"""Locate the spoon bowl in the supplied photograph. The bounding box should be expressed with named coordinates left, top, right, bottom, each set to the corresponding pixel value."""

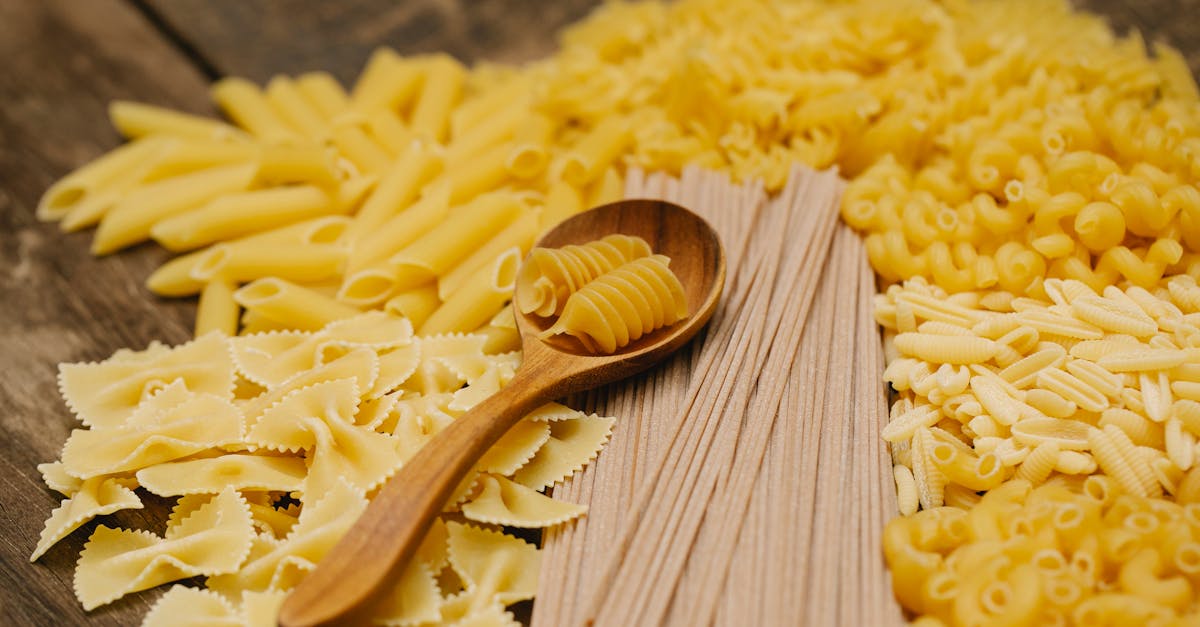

left=278, top=199, right=725, bottom=627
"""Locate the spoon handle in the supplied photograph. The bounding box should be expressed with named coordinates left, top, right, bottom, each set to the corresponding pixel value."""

left=277, top=367, right=554, bottom=627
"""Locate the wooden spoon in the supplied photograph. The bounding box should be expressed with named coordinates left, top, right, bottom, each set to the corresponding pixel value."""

left=277, top=199, right=726, bottom=627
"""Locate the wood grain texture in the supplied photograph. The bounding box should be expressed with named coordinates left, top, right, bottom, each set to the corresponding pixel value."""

left=1078, top=0, right=1200, bottom=76
left=138, top=0, right=604, bottom=84
left=0, top=0, right=212, bottom=624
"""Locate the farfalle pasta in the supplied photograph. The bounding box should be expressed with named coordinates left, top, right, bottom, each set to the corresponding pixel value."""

left=32, top=312, right=606, bottom=623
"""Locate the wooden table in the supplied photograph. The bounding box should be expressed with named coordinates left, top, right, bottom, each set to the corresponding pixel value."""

left=0, top=1, right=1194, bottom=624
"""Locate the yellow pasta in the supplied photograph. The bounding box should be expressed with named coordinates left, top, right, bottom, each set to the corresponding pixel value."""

left=542, top=254, right=688, bottom=354
left=517, top=234, right=654, bottom=317
left=92, top=163, right=257, bottom=254
left=211, top=77, right=299, bottom=143
left=233, top=278, right=362, bottom=332
left=420, top=248, right=521, bottom=336
left=195, top=280, right=239, bottom=336
left=108, top=100, right=246, bottom=141
left=151, top=185, right=336, bottom=251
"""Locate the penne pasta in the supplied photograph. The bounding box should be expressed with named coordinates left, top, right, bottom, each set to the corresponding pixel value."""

left=295, top=72, right=352, bottom=120
left=150, top=185, right=335, bottom=251
left=383, top=284, right=441, bottom=329
left=92, top=163, right=257, bottom=254
left=233, top=278, right=361, bottom=331
left=351, top=48, right=422, bottom=114
left=265, top=75, right=328, bottom=139
left=195, top=280, right=240, bottom=336
left=211, top=77, right=299, bottom=143
left=192, top=242, right=344, bottom=284
left=40, top=136, right=174, bottom=226
left=347, top=181, right=451, bottom=272
left=439, top=211, right=539, bottom=300
left=409, top=54, right=466, bottom=143
left=420, top=248, right=521, bottom=335
left=555, top=115, right=630, bottom=186
left=343, top=145, right=443, bottom=245
left=108, top=101, right=246, bottom=141
left=388, top=192, right=523, bottom=292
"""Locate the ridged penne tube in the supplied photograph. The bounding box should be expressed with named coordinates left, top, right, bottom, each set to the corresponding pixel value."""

left=364, top=110, right=413, bottom=157
left=38, top=136, right=173, bottom=224
left=139, top=140, right=258, bottom=183
left=191, top=243, right=344, bottom=284
left=338, top=265, right=401, bottom=308
left=542, top=255, right=688, bottom=354
left=295, top=72, right=351, bottom=120
left=507, top=113, right=554, bottom=179
left=928, top=444, right=1006, bottom=491
left=347, top=182, right=451, bottom=272
left=239, top=309, right=291, bottom=335
left=384, top=284, right=440, bottom=330
left=439, top=211, right=538, bottom=301
left=108, top=101, right=246, bottom=141
left=555, top=116, right=630, bottom=186
left=92, top=163, right=257, bottom=255
left=233, top=278, right=361, bottom=332
left=195, top=280, right=239, bottom=337
left=892, top=333, right=997, bottom=365
left=330, top=123, right=392, bottom=174
left=409, top=54, right=466, bottom=143
left=441, top=141, right=513, bottom=205
left=145, top=250, right=208, bottom=297
left=443, top=99, right=526, bottom=166
left=351, top=48, right=422, bottom=114
left=420, top=247, right=521, bottom=336
left=211, top=77, right=299, bottom=142
left=343, top=146, right=443, bottom=246
left=388, top=193, right=523, bottom=292
left=450, top=75, right=531, bottom=140
left=256, top=144, right=339, bottom=187
left=150, top=185, right=335, bottom=251
left=265, top=76, right=328, bottom=140
left=146, top=215, right=350, bottom=297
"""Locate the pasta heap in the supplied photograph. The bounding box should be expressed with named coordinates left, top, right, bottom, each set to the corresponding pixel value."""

left=35, top=314, right=615, bottom=624
left=519, top=235, right=689, bottom=354
left=30, top=0, right=1200, bottom=623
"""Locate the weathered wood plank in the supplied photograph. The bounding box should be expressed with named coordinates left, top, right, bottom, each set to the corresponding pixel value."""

left=1078, top=0, right=1200, bottom=75
left=139, top=0, right=604, bottom=84
left=0, top=1, right=214, bottom=624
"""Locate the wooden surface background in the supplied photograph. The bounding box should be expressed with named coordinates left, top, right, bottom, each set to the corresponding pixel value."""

left=0, top=1, right=1195, bottom=624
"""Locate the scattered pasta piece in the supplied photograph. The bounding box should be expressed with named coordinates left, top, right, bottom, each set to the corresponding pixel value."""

left=75, top=487, right=254, bottom=610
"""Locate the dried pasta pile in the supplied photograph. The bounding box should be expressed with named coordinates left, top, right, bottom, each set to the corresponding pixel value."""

left=31, top=0, right=1200, bottom=623
left=37, top=313, right=614, bottom=624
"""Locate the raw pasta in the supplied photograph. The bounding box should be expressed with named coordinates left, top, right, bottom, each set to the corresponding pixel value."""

left=540, top=254, right=689, bottom=354
left=33, top=312, right=609, bottom=623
